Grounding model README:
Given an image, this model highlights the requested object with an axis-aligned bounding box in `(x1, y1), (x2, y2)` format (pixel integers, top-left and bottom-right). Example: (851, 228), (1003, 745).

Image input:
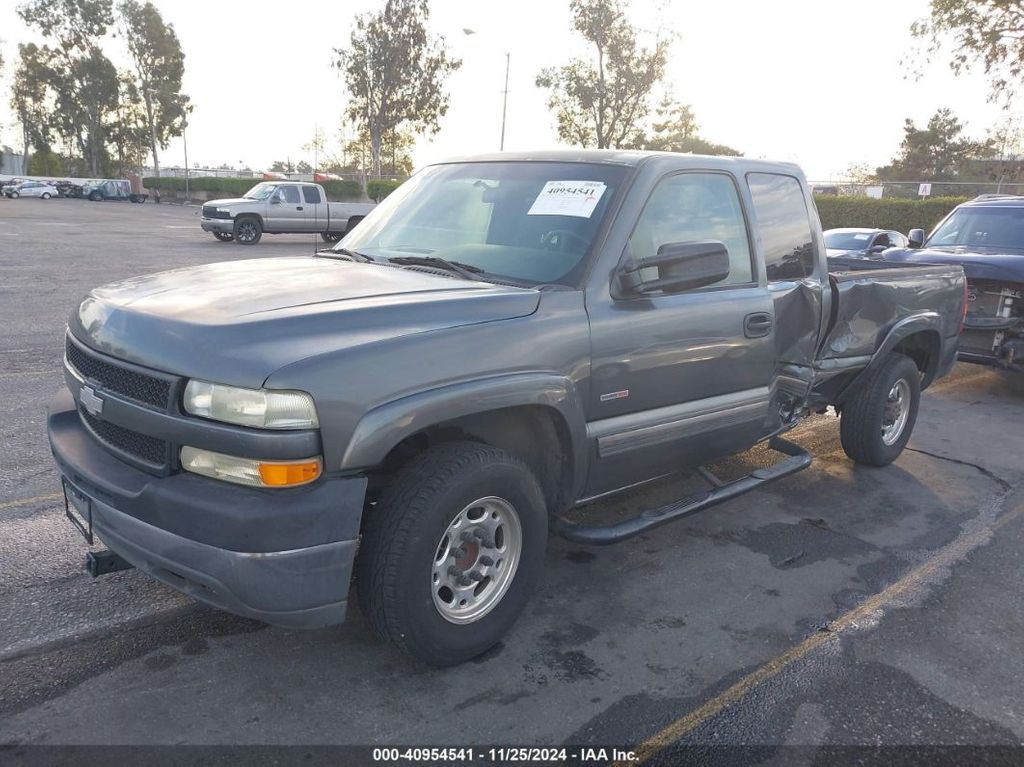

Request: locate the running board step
(555, 437), (811, 546)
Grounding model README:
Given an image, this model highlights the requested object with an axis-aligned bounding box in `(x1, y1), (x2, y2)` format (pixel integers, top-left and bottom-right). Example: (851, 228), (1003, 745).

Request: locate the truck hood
(205, 197), (252, 207)
(883, 247), (1024, 283)
(71, 257), (540, 388)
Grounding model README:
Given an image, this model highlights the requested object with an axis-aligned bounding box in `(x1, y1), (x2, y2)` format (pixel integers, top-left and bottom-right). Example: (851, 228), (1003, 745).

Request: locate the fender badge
(80, 386), (104, 417)
(600, 390), (630, 402)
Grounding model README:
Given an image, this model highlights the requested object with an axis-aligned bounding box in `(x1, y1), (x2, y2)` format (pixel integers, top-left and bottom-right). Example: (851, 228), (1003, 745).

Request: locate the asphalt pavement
(1, 198), (1023, 761)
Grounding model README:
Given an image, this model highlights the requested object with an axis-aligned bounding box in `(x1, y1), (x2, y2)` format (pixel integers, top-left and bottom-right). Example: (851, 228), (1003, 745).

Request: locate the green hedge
(366, 178), (403, 202)
(142, 176), (363, 201)
(813, 195), (967, 234)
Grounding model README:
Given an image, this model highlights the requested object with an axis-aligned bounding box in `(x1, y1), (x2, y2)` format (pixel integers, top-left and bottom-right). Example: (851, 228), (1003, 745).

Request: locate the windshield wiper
(386, 256), (484, 280)
(318, 247), (375, 263)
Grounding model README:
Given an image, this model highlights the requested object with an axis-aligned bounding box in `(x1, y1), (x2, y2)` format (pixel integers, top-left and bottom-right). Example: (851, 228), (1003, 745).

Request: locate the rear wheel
(88, 191), (102, 202)
(320, 231), (343, 243)
(840, 352), (920, 466)
(9, 191), (18, 199)
(357, 441), (547, 666)
(213, 232), (234, 242)
(41, 192), (51, 200)
(233, 216), (262, 245)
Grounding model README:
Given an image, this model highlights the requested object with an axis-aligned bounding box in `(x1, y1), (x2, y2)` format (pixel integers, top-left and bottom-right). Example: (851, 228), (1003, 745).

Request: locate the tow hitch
(86, 549), (135, 577)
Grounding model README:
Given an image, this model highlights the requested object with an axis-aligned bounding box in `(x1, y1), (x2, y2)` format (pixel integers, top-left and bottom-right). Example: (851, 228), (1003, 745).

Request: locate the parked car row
(1, 177), (147, 202)
(825, 194), (1024, 372)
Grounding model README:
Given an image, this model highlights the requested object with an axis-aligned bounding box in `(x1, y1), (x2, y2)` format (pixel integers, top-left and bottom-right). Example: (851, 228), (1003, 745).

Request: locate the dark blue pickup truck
(48, 151), (965, 665)
(882, 194), (1024, 371)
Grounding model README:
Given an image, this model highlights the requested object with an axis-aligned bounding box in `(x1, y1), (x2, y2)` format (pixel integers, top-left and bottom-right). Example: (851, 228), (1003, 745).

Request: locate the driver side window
(628, 172), (753, 288)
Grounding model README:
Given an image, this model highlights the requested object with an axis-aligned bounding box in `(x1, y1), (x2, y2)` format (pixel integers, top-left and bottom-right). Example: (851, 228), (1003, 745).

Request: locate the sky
(0, 0), (1010, 181)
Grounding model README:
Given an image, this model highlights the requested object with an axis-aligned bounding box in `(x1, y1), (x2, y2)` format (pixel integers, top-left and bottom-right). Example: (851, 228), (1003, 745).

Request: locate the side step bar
(555, 437), (812, 546)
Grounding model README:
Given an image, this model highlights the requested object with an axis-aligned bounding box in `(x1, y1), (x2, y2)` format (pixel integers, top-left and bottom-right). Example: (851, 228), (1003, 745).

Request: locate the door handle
(744, 313), (773, 338)
(296, 206), (304, 211)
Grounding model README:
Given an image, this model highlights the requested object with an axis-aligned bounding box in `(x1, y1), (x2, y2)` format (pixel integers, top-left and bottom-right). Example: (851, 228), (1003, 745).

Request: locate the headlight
(180, 446), (322, 487)
(183, 380), (319, 429)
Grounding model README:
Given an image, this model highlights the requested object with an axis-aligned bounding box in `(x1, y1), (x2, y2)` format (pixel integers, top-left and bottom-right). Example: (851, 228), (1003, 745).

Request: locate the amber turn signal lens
(258, 459), (322, 487)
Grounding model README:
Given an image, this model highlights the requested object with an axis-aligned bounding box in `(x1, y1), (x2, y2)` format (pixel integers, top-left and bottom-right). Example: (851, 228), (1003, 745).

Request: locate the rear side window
(302, 186), (322, 204)
(747, 173), (816, 280)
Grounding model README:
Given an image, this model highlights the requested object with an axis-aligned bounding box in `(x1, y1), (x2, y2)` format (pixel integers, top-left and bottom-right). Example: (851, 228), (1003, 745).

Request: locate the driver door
(584, 171), (776, 496)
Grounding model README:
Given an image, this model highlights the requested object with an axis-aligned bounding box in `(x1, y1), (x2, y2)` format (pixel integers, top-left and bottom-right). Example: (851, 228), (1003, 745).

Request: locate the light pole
(148, 90), (191, 201)
(463, 29), (510, 151)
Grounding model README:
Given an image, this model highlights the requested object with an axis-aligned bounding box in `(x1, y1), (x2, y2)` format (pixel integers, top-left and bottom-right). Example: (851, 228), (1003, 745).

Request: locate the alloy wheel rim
(881, 378), (910, 446)
(238, 222), (256, 242)
(430, 496), (522, 625)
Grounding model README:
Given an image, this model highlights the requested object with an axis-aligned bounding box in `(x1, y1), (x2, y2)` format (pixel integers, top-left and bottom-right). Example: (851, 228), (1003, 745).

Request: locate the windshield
(337, 161), (627, 285)
(244, 183), (278, 201)
(824, 231), (873, 250)
(928, 206), (1024, 250)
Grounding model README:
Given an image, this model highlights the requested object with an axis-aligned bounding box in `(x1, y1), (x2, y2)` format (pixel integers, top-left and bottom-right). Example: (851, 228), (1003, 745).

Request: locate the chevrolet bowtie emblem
(80, 385), (104, 417)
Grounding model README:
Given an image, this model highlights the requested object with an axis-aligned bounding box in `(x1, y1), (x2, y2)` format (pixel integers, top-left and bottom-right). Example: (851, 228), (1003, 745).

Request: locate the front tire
(320, 231), (343, 243)
(213, 231), (234, 242)
(41, 192), (51, 200)
(88, 191), (102, 201)
(357, 441), (548, 666)
(233, 216), (262, 245)
(9, 191), (18, 199)
(840, 352), (920, 466)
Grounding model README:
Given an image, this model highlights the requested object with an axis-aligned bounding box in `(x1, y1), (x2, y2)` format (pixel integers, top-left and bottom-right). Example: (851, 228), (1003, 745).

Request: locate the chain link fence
(809, 180), (1024, 199)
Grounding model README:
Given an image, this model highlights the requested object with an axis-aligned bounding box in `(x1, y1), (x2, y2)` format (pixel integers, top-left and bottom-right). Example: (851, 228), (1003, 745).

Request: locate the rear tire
(213, 232), (234, 242)
(88, 191), (102, 201)
(357, 441), (547, 666)
(320, 231), (343, 243)
(840, 352), (920, 467)
(41, 192), (51, 200)
(233, 216), (262, 245)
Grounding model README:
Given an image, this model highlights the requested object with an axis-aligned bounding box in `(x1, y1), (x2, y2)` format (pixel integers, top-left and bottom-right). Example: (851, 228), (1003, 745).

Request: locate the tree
(334, 0), (460, 177)
(876, 108), (990, 180)
(16, 0), (120, 176)
(10, 43), (52, 173)
(638, 94), (741, 156)
(338, 125), (415, 176)
(535, 0), (670, 149)
(912, 1), (1024, 103)
(295, 160), (313, 174)
(269, 159), (293, 173)
(117, 0), (188, 176)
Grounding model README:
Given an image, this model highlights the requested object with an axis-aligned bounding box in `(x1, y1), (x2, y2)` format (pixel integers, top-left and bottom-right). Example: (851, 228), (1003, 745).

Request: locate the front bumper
(48, 389), (367, 629)
(200, 217), (234, 234)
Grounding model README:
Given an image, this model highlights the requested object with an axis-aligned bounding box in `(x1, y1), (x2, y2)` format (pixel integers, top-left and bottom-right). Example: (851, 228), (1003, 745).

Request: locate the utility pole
(500, 52), (510, 151)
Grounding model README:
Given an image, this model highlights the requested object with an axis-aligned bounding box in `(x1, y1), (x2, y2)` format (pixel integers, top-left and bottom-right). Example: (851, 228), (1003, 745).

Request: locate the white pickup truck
(200, 181), (375, 245)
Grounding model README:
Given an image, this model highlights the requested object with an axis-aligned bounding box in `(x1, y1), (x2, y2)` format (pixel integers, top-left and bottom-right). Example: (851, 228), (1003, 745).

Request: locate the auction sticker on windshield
(528, 180), (607, 218)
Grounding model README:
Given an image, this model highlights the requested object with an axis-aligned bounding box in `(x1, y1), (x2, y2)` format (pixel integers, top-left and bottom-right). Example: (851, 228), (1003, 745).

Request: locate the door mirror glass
(618, 241), (731, 295)
(908, 228), (925, 248)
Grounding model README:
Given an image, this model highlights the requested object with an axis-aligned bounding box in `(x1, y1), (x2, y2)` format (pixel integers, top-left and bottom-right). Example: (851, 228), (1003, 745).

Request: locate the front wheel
(88, 191), (102, 202)
(213, 231), (234, 242)
(9, 191), (18, 199)
(233, 217), (262, 245)
(320, 231), (343, 243)
(357, 441), (548, 666)
(840, 352), (920, 466)
(41, 192), (51, 200)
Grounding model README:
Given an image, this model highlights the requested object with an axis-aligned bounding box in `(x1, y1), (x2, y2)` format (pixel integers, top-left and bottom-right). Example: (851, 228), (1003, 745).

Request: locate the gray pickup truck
(49, 151), (966, 665)
(200, 181), (374, 244)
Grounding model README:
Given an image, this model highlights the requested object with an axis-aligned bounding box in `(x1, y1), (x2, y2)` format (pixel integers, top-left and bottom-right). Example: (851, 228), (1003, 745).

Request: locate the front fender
(340, 373), (589, 498)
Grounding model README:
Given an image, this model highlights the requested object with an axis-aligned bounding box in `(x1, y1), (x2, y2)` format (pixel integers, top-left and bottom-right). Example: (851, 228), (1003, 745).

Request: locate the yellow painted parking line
(0, 492), (62, 511)
(625, 489), (1022, 765)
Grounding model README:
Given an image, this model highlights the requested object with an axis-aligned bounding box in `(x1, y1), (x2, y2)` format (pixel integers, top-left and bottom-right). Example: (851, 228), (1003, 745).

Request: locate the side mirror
(617, 240), (730, 296)
(908, 228), (925, 249)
